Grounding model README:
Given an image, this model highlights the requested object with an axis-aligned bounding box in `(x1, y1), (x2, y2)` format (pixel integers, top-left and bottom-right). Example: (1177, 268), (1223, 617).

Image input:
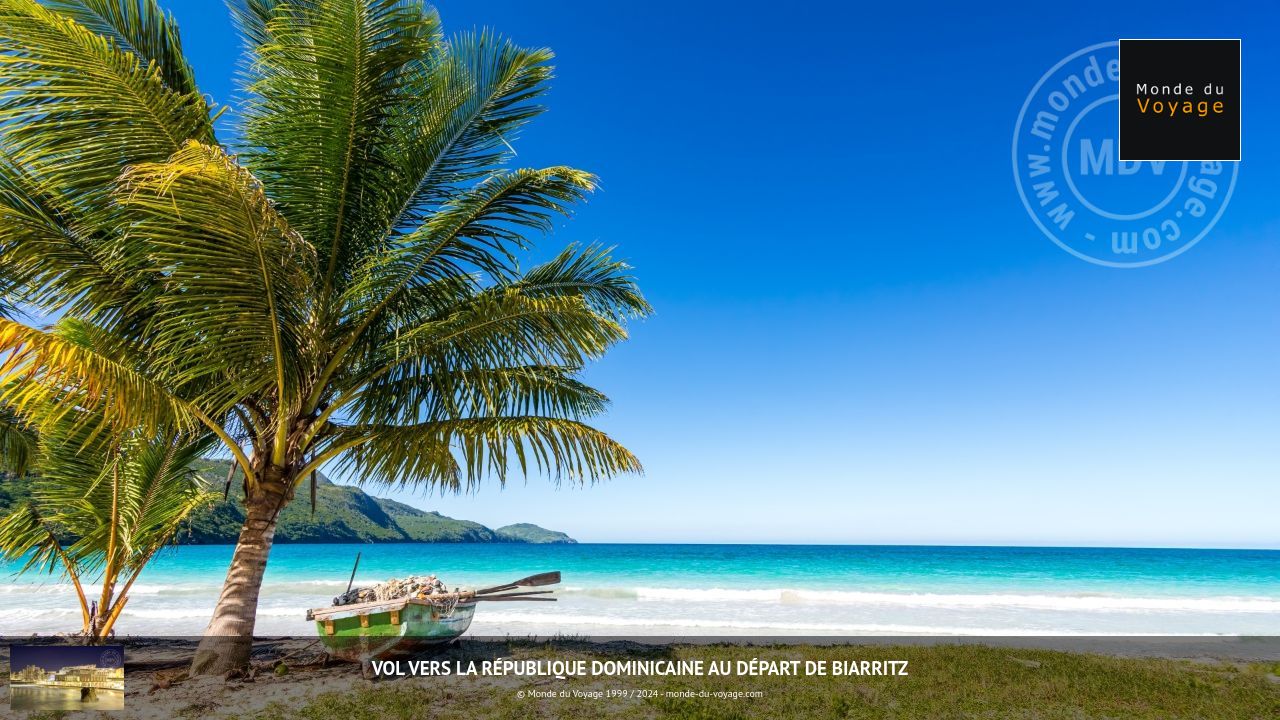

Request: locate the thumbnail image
(9, 645), (124, 712)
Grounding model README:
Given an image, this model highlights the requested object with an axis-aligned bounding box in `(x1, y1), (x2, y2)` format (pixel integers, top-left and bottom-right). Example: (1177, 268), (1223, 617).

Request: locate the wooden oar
(474, 571), (560, 596)
(346, 552), (362, 594)
(474, 595), (557, 602)
(474, 590), (554, 599)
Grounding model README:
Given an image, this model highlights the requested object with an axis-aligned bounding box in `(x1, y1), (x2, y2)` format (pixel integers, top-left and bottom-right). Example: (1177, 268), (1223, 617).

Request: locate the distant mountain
(0, 463), (575, 545)
(496, 523), (577, 544)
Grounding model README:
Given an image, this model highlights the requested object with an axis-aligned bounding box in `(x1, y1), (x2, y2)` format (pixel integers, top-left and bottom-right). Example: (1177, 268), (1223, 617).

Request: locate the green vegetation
(495, 523), (577, 544)
(0, 402), (33, 476)
(0, 416), (214, 641)
(0, 463), (576, 544)
(0, 471), (33, 510)
(0, 0), (645, 673)
(181, 470), (504, 544)
(247, 642), (1280, 720)
(181, 460), (575, 544)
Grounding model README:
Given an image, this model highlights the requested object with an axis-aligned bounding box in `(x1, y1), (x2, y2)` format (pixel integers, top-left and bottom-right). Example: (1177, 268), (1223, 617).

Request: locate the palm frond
(380, 29), (555, 236)
(0, 317), (191, 435)
(0, 501), (65, 576)
(115, 141), (317, 407)
(236, 0), (441, 299)
(0, 149), (130, 317)
(0, 0), (213, 206)
(336, 415), (641, 493)
(339, 166), (599, 340)
(53, 429), (215, 568)
(225, 0), (286, 49)
(511, 244), (653, 321)
(351, 363), (611, 436)
(343, 291), (626, 425)
(41, 0), (203, 97)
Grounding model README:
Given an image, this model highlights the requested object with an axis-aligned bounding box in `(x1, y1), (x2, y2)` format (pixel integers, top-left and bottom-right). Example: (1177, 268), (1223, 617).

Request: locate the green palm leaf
(0, 501), (65, 575)
(0, 0), (213, 204)
(114, 142), (317, 410)
(41, 0), (202, 96)
(0, 317), (192, 435)
(335, 416), (641, 493)
(44, 426), (215, 571)
(236, 0), (442, 299)
(375, 29), (555, 239)
(1, 405), (216, 636)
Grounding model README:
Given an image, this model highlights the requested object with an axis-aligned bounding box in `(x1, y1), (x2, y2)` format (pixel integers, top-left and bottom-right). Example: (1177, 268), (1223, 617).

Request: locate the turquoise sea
(2, 545), (1278, 636)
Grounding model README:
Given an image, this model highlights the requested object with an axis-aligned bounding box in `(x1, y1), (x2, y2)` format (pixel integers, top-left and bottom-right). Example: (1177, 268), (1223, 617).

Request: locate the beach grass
(244, 642), (1280, 720)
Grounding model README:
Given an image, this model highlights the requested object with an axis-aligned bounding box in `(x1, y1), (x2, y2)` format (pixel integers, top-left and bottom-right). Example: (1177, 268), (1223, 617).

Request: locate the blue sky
(166, 1), (1278, 547)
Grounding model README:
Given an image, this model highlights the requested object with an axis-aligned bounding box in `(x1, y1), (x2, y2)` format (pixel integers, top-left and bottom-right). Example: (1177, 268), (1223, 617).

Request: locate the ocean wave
(0, 583), (81, 595)
(0, 607), (80, 620)
(587, 587), (1280, 613)
(0, 582), (217, 596)
(560, 586), (642, 599)
(1, 579), (354, 597)
(473, 611), (1205, 636)
(127, 604), (309, 619)
(7, 579), (1278, 615)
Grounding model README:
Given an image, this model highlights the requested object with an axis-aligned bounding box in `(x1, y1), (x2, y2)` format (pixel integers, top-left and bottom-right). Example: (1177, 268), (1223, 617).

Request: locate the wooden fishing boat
(305, 571), (560, 666)
(306, 594), (478, 662)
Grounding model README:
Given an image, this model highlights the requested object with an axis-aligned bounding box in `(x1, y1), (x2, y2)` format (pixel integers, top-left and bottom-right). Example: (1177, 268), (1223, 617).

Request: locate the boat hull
(312, 598), (476, 662)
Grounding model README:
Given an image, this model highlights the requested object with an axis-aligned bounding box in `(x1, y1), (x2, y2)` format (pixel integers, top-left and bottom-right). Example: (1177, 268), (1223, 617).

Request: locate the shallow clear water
(2, 544), (1278, 636)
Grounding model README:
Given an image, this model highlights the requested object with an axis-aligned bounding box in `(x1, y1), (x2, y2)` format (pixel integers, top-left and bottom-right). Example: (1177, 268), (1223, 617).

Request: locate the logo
(1012, 42), (1237, 267)
(1119, 39), (1240, 161)
(99, 648), (122, 668)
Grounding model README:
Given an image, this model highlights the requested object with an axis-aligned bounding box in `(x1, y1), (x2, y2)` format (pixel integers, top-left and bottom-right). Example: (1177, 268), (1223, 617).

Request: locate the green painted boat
(305, 571), (560, 668)
(307, 595), (477, 663)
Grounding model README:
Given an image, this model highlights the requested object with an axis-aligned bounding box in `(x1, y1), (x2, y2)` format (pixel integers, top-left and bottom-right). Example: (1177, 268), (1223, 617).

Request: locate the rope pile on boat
(332, 574), (449, 606)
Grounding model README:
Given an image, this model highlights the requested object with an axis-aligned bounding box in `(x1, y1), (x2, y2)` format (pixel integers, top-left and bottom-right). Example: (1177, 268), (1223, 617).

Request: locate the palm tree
(0, 403), (216, 643)
(0, 0), (647, 673)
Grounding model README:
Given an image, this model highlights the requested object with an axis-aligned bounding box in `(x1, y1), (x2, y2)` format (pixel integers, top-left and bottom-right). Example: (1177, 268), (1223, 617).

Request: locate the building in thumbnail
(9, 662), (123, 690)
(11, 665), (53, 684)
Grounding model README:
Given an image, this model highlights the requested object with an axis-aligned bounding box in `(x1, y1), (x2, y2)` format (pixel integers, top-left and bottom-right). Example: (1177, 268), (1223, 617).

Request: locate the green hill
(496, 523), (577, 544)
(0, 463), (575, 545)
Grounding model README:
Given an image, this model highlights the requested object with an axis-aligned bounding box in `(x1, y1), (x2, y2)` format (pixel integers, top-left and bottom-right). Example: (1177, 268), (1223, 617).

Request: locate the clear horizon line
(181, 540), (1280, 552)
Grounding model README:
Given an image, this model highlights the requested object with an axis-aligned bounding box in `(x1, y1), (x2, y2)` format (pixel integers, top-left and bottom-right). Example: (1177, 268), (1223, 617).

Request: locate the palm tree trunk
(189, 470), (292, 675)
(54, 545), (92, 635)
(98, 559), (148, 641)
(95, 459), (121, 642)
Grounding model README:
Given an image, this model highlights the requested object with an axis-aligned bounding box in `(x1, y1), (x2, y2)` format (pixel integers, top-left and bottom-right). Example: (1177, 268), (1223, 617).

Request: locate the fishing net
(332, 575), (449, 606)
(433, 593), (460, 618)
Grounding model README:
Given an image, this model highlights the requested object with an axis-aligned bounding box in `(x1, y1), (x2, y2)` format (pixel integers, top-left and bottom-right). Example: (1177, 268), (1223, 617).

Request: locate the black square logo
(1119, 39), (1240, 161)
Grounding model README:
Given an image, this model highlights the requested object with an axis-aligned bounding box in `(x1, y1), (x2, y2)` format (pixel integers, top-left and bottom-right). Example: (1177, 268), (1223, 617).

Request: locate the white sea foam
(0, 582), (216, 596)
(471, 611), (1210, 636)
(126, 605), (306, 619)
(602, 587), (1280, 613)
(6, 575), (1279, 637)
(124, 608), (214, 619)
(11, 581), (1278, 614)
(0, 607), (79, 620)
